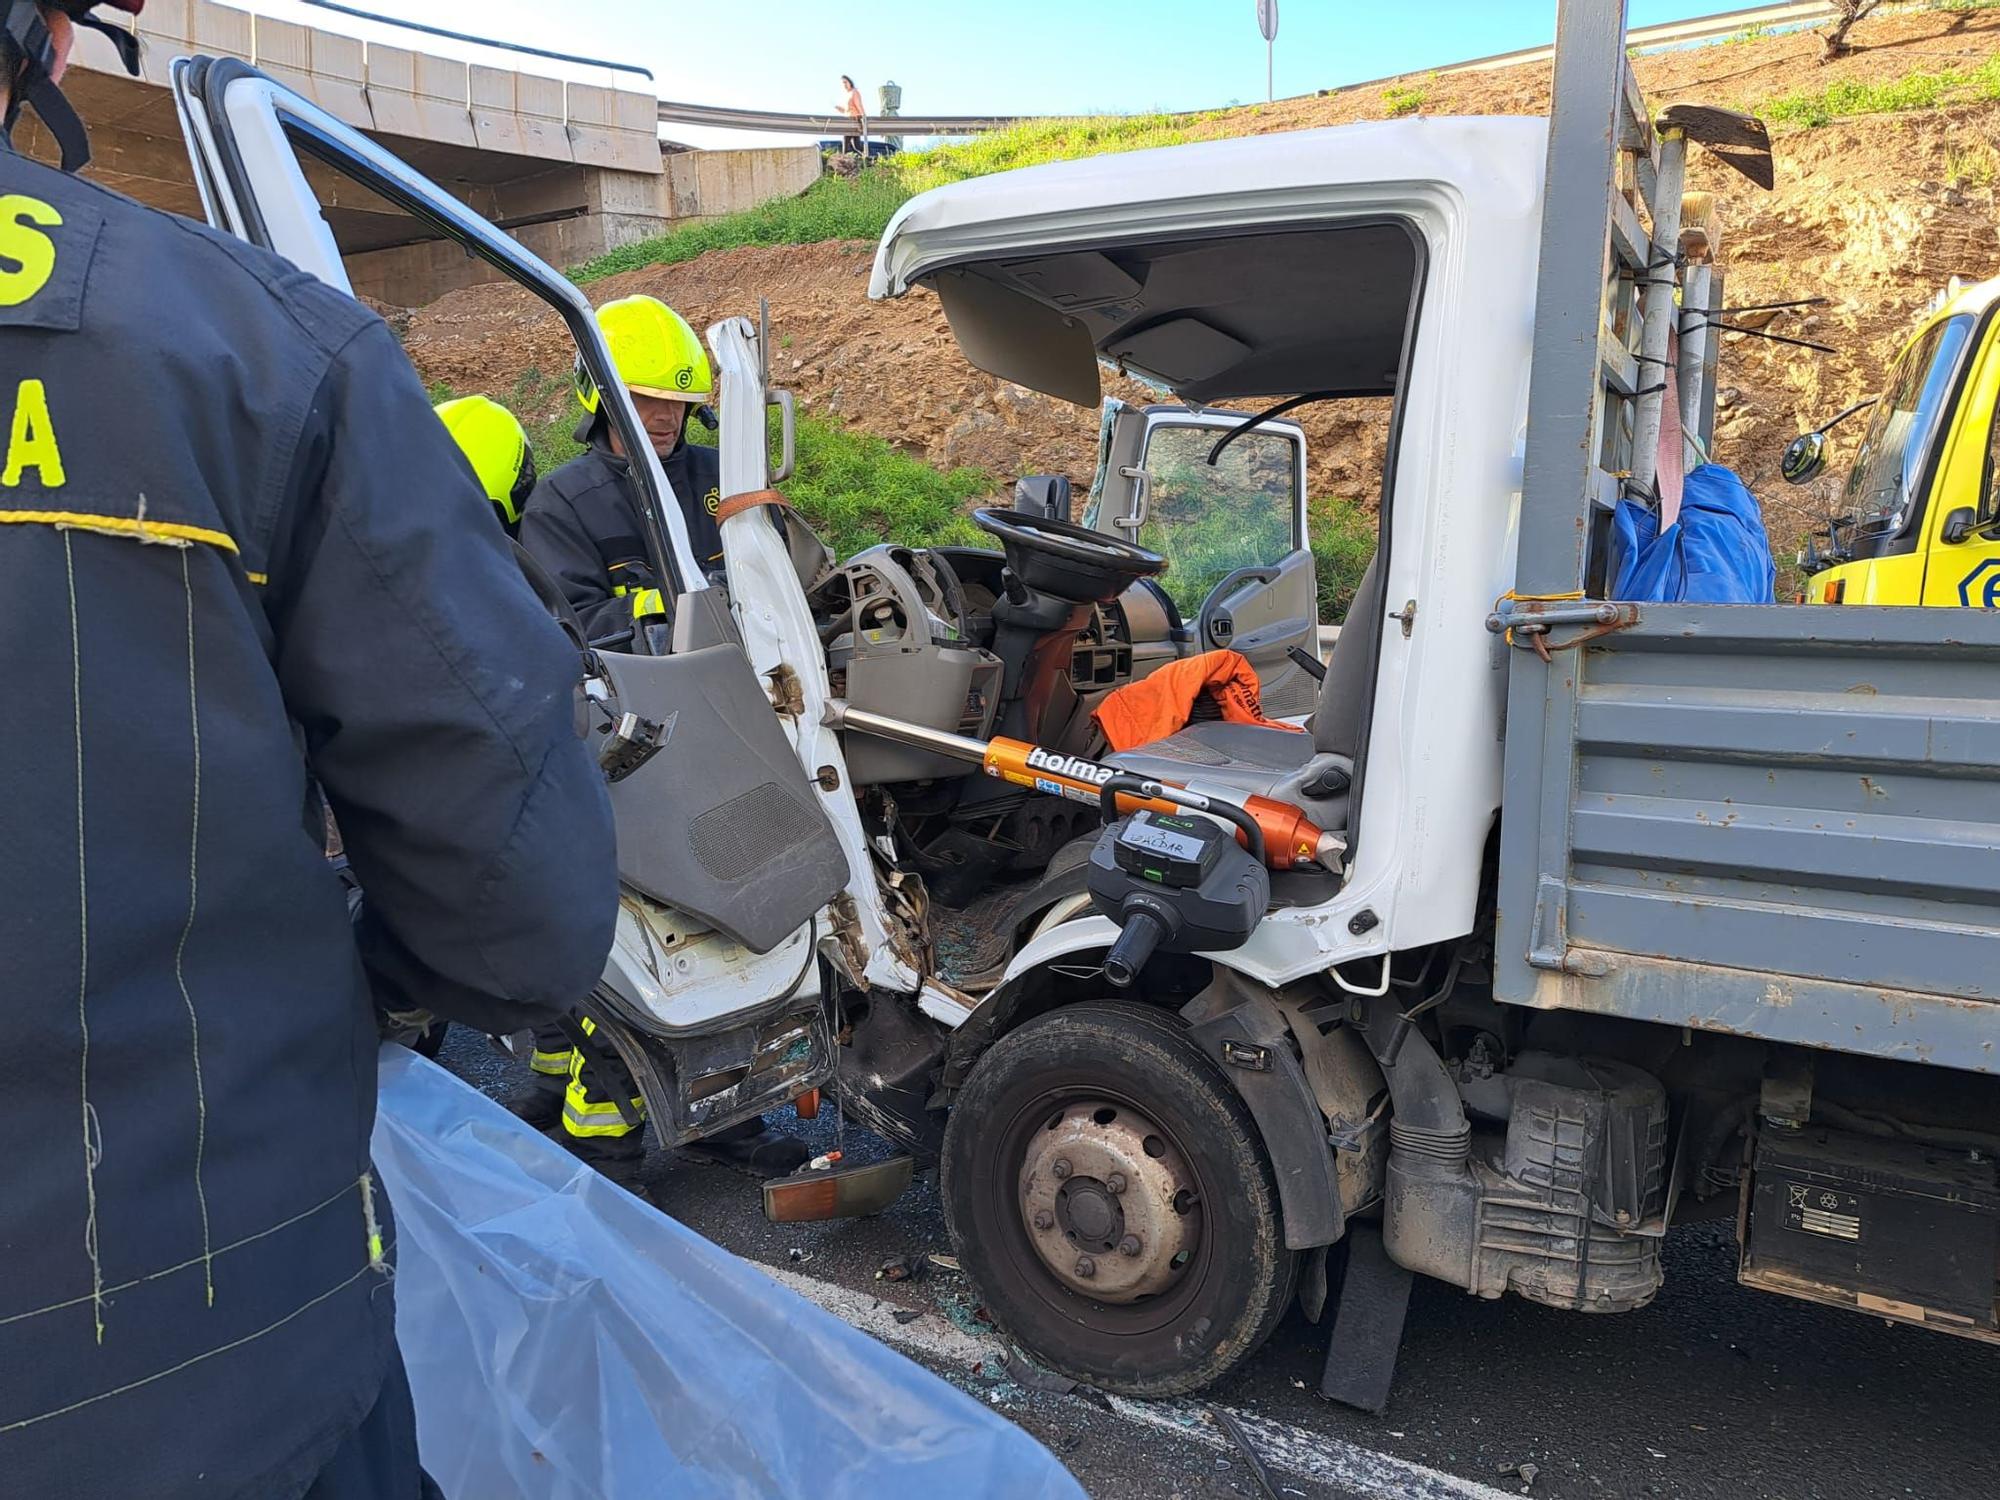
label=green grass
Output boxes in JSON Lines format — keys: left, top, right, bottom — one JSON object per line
{"left": 432, "top": 376, "right": 993, "bottom": 563}
{"left": 1308, "top": 498, "right": 1378, "bottom": 625}
{"left": 1381, "top": 83, "right": 1428, "bottom": 118}
{"left": 573, "top": 111, "right": 1221, "bottom": 283}
{"left": 432, "top": 375, "right": 1373, "bottom": 624}
{"left": 777, "top": 417, "right": 992, "bottom": 560}
{"left": 889, "top": 111, "right": 1210, "bottom": 192}
{"left": 572, "top": 169, "right": 912, "bottom": 282}
{"left": 1761, "top": 55, "right": 2000, "bottom": 128}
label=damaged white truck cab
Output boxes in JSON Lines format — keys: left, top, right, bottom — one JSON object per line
{"left": 869, "top": 113, "right": 1544, "bottom": 990}
{"left": 177, "top": 0, "right": 2000, "bottom": 1415}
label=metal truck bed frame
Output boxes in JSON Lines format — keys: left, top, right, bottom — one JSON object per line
{"left": 1493, "top": 0, "right": 2000, "bottom": 1076}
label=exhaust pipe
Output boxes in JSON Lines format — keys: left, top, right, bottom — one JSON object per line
{"left": 1359, "top": 993, "right": 1478, "bottom": 1290}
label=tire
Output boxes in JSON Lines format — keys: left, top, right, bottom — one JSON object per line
{"left": 941, "top": 1001, "right": 1296, "bottom": 1396}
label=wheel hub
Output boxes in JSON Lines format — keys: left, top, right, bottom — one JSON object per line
{"left": 1017, "top": 1100, "right": 1198, "bottom": 1303}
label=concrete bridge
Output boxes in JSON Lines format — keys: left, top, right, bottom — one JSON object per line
{"left": 20, "top": 0, "right": 820, "bottom": 304}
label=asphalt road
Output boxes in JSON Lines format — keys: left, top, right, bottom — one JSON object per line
{"left": 439, "top": 1029, "right": 1997, "bottom": 1500}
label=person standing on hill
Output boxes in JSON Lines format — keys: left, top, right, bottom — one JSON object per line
{"left": 0, "top": 3, "right": 619, "bottom": 1494}
{"left": 838, "top": 72, "right": 866, "bottom": 154}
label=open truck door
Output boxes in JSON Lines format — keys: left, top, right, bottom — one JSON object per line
{"left": 1088, "top": 401, "right": 1320, "bottom": 717}
{"left": 167, "top": 58, "right": 920, "bottom": 1147}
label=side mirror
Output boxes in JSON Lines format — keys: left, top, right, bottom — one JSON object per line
{"left": 1781, "top": 430, "right": 1828, "bottom": 485}
{"left": 1012, "top": 474, "right": 1073, "bottom": 521}
{"left": 1942, "top": 506, "right": 1978, "bottom": 545}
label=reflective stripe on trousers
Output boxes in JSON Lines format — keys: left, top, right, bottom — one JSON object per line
{"left": 562, "top": 1015, "right": 645, "bottom": 1140}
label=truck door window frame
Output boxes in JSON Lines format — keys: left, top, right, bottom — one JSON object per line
{"left": 1841, "top": 312, "right": 1977, "bottom": 561}
{"left": 172, "top": 57, "right": 702, "bottom": 623}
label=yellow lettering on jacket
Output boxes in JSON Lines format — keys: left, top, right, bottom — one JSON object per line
{"left": 0, "top": 196, "right": 63, "bottom": 308}
{"left": 3, "top": 380, "right": 66, "bottom": 488}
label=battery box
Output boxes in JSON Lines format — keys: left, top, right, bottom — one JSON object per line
{"left": 1742, "top": 1125, "right": 2000, "bottom": 1340}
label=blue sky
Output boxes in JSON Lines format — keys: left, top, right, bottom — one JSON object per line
{"left": 249, "top": 1, "right": 1737, "bottom": 144}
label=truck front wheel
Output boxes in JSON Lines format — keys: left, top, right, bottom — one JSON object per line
{"left": 941, "top": 1000, "right": 1296, "bottom": 1395}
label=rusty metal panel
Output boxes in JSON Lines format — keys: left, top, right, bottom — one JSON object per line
{"left": 1497, "top": 603, "right": 2000, "bottom": 1075}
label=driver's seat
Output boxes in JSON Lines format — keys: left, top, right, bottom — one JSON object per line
{"left": 1105, "top": 557, "right": 1382, "bottom": 831}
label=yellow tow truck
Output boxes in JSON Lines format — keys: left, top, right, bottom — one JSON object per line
{"left": 1789, "top": 275, "right": 2000, "bottom": 607}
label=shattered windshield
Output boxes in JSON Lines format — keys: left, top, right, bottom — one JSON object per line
{"left": 1841, "top": 314, "right": 1973, "bottom": 536}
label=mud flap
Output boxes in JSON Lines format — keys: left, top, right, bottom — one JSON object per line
{"left": 1181, "top": 986, "right": 1344, "bottom": 1250}
{"left": 835, "top": 991, "right": 949, "bottom": 1161}
{"left": 1318, "top": 1220, "right": 1413, "bottom": 1415}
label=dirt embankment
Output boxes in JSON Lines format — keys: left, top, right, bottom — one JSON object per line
{"left": 400, "top": 10, "right": 2000, "bottom": 550}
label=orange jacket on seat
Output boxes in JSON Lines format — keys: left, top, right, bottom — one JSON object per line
{"left": 1093, "top": 649, "right": 1308, "bottom": 752}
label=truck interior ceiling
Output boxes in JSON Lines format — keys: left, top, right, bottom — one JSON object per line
{"left": 922, "top": 218, "right": 1425, "bottom": 406}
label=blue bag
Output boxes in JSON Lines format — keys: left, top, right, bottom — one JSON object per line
{"left": 1610, "top": 463, "right": 1777, "bottom": 604}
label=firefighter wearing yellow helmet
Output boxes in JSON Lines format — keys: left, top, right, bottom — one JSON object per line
{"left": 434, "top": 394, "right": 537, "bottom": 530}
{"left": 517, "top": 296, "right": 723, "bottom": 650}
{"left": 513, "top": 295, "right": 811, "bottom": 1187}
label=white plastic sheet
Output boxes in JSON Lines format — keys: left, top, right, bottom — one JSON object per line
{"left": 372, "top": 1046, "right": 1084, "bottom": 1500}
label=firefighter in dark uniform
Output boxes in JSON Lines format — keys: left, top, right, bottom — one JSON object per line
{"left": 0, "top": 6, "right": 618, "bottom": 1497}
{"left": 518, "top": 295, "right": 809, "bottom": 1184}
{"left": 520, "top": 294, "right": 726, "bottom": 648}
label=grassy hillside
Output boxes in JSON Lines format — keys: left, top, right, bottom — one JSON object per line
{"left": 434, "top": 367, "right": 1373, "bottom": 621}
{"left": 427, "top": 6, "right": 2000, "bottom": 617}
{"left": 434, "top": 369, "right": 990, "bottom": 563}
{"left": 574, "top": 112, "right": 1220, "bottom": 284}
{"left": 578, "top": 6, "right": 2000, "bottom": 286}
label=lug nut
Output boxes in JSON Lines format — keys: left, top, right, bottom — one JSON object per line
{"left": 1032, "top": 1210, "right": 1054, "bottom": 1231}
{"left": 1074, "top": 1255, "right": 1097, "bottom": 1279}
{"left": 1051, "top": 1158, "right": 1072, "bottom": 1180}
{"left": 1118, "top": 1235, "right": 1142, "bottom": 1257}
{"left": 1106, "top": 1172, "right": 1127, "bottom": 1195}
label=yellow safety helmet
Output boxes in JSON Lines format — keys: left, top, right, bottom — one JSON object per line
{"left": 574, "top": 295, "right": 713, "bottom": 413}
{"left": 435, "top": 395, "right": 537, "bottom": 527}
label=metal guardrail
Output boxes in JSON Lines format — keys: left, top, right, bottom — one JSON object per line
{"left": 654, "top": 0, "right": 1852, "bottom": 137}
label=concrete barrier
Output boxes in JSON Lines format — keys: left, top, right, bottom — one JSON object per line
{"left": 662, "top": 146, "right": 825, "bottom": 228}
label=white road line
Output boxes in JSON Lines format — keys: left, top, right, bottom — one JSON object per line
{"left": 756, "top": 1262, "right": 1520, "bottom": 1500}
{"left": 1103, "top": 1396, "right": 1521, "bottom": 1500}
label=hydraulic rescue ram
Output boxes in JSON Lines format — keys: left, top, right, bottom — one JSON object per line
{"left": 829, "top": 703, "right": 1344, "bottom": 870}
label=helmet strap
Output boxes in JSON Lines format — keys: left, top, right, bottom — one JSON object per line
{"left": 2, "top": 1, "right": 142, "bottom": 171}
{"left": 21, "top": 65, "right": 90, "bottom": 168}
{"left": 74, "top": 10, "right": 140, "bottom": 74}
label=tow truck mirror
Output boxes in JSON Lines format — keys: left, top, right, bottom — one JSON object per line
{"left": 1941, "top": 506, "right": 1977, "bottom": 545}
{"left": 1781, "top": 430, "right": 1827, "bottom": 485}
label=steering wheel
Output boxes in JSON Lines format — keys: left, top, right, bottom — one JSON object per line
{"left": 972, "top": 507, "right": 1167, "bottom": 604}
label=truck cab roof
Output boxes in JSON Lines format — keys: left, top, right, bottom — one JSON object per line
{"left": 1904, "top": 272, "right": 2000, "bottom": 352}
{"left": 869, "top": 117, "right": 1548, "bottom": 407}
